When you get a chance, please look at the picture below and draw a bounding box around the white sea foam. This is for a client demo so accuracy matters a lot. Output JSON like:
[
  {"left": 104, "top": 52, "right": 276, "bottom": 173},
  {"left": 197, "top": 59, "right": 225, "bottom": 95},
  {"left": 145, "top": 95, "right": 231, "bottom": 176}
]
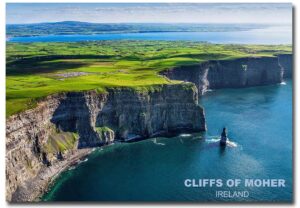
[
  {"left": 206, "top": 136, "right": 238, "bottom": 148},
  {"left": 206, "top": 137, "right": 220, "bottom": 143},
  {"left": 78, "top": 158, "right": 88, "bottom": 164},
  {"left": 179, "top": 133, "right": 192, "bottom": 137},
  {"left": 226, "top": 140, "right": 238, "bottom": 147},
  {"left": 191, "top": 136, "right": 203, "bottom": 140},
  {"left": 280, "top": 81, "right": 287, "bottom": 85},
  {"left": 153, "top": 138, "right": 165, "bottom": 146},
  {"left": 68, "top": 166, "right": 76, "bottom": 171}
]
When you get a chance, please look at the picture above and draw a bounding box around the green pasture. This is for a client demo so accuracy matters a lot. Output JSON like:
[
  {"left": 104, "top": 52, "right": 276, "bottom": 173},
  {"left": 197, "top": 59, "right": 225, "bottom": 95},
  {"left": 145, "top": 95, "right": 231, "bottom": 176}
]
[{"left": 6, "top": 41, "right": 292, "bottom": 117}]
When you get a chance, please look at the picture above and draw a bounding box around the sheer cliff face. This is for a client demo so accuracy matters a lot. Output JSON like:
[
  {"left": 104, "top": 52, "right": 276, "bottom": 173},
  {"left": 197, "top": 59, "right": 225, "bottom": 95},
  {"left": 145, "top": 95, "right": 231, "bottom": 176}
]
[
  {"left": 6, "top": 84, "right": 205, "bottom": 201},
  {"left": 162, "top": 55, "right": 292, "bottom": 95},
  {"left": 278, "top": 54, "right": 293, "bottom": 78},
  {"left": 6, "top": 54, "right": 292, "bottom": 201}
]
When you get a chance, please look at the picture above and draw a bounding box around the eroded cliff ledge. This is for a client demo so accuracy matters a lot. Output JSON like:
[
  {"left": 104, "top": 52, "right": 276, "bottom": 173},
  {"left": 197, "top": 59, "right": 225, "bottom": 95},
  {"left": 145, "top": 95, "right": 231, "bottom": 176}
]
[
  {"left": 6, "top": 54, "right": 292, "bottom": 202},
  {"left": 6, "top": 83, "right": 205, "bottom": 202},
  {"left": 162, "top": 54, "right": 292, "bottom": 95}
]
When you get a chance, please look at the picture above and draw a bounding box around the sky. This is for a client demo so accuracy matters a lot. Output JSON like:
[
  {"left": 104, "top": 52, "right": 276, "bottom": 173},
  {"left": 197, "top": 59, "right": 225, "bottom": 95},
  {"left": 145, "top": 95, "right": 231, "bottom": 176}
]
[{"left": 6, "top": 3, "right": 292, "bottom": 24}]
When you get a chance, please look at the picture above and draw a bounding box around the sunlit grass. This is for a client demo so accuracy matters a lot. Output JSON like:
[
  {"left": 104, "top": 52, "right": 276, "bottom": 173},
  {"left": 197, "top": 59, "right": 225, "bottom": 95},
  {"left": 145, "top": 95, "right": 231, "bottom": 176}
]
[{"left": 6, "top": 40, "right": 292, "bottom": 117}]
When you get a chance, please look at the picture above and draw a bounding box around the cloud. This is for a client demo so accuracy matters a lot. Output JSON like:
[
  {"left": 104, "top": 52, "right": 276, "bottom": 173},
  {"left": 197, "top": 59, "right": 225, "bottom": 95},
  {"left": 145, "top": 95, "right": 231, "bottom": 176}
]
[{"left": 6, "top": 3, "right": 292, "bottom": 24}]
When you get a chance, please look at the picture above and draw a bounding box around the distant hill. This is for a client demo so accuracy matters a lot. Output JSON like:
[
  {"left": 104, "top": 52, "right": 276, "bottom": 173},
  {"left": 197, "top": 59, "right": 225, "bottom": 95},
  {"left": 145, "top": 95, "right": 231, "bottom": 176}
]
[{"left": 6, "top": 21, "right": 269, "bottom": 37}]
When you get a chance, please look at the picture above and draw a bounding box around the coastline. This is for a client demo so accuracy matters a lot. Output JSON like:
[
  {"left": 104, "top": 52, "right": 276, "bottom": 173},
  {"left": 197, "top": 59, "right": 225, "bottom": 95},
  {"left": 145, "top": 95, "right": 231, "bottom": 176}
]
[
  {"left": 5, "top": 4, "right": 293, "bottom": 203},
  {"left": 6, "top": 83, "right": 205, "bottom": 202},
  {"left": 5, "top": 41, "right": 292, "bottom": 202},
  {"left": 11, "top": 148, "right": 94, "bottom": 202},
  {"left": 29, "top": 81, "right": 292, "bottom": 203}
]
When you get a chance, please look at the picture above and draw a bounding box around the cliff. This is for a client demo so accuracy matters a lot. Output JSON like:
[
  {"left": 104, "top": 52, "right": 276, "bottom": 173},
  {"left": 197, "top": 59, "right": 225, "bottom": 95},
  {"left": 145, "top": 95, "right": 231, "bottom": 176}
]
[
  {"left": 6, "top": 83, "right": 205, "bottom": 202},
  {"left": 6, "top": 54, "right": 292, "bottom": 202},
  {"left": 162, "top": 54, "right": 292, "bottom": 95},
  {"left": 278, "top": 54, "right": 293, "bottom": 78}
]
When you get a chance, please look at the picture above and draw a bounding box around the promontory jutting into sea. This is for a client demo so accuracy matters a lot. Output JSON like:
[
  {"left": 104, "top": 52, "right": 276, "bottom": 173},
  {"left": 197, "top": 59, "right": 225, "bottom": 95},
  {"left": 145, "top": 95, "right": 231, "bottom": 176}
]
[{"left": 5, "top": 3, "right": 293, "bottom": 202}]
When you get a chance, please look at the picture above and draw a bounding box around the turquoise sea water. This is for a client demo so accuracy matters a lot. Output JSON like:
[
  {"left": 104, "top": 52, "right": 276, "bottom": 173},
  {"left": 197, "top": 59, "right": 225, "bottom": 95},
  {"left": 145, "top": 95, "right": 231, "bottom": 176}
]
[
  {"left": 8, "top": 26, "right": 292, "bottom": 44},
  {"left": 42, "top": 80, "right": 292, "bottom": 202}
]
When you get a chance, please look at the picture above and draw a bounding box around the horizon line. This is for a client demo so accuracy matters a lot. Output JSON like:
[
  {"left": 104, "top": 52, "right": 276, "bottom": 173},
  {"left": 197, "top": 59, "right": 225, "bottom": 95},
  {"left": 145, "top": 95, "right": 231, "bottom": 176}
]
[{"left": 6, "top": 21, "right": 292, "bottom": 25}]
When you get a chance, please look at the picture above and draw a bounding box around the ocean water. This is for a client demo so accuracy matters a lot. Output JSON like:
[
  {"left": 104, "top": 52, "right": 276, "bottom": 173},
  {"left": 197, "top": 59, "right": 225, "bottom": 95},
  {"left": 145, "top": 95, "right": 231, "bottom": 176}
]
[
  {"left": 42, "top": 80, "right": 292, "bottom": 202},
  {"left": 8, "top": 26, "right": 292, "bottom": 44}
]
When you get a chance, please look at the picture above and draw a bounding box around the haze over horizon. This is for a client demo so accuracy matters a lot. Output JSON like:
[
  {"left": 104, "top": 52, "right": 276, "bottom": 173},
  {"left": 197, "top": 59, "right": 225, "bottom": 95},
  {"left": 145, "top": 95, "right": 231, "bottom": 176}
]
[{"left": 7, "top": 3, "right": 292, "bottom": 25}]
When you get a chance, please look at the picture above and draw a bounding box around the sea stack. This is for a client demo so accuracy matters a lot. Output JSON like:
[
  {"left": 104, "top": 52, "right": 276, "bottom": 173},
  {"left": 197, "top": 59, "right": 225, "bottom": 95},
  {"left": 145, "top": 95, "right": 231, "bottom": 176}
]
[{"left": 220, "top": 127, "right": 227, "bottom": 146}]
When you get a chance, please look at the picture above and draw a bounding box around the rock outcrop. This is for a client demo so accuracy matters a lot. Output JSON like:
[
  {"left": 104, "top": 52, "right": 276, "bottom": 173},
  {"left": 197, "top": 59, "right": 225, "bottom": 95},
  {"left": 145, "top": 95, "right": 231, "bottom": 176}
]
[
  {"left": 6, "top": 83, "right": 205, "bottom": 202},
  {"left": 162, "top": 55, "right": 292, "bottom": 95},
  {"left": 6, "top": 54, "right": 292, "bottom": 202}
]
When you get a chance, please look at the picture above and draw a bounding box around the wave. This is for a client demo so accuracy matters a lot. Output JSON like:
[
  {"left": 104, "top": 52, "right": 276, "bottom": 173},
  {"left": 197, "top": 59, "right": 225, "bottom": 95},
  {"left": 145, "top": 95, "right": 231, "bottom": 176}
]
[
  {"left": 179, "top": 133, "right": 192, "bottom": 137},
  {"left": 153, "top": 138, "right": 165, "bottom": 146},
  {"left": 77, "top": 158, "right": 88, "bottom": 165},
  {"left": 205, "top": 136, "right": 238, "bottom": 148},
  {"left": 226, "top": 140, "right": 238, "bottom": 147},
  {"left": 68, "top": 166, "right": 76, "bottom": 171},
  {"left": 280, "top": 81, "right": 287, "bottom": 85}
]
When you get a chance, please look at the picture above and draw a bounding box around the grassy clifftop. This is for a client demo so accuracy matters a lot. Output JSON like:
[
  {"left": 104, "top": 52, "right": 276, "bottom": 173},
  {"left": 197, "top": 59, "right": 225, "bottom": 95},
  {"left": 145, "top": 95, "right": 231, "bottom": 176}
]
[{"left": 6, "top": 40, "right": 292, "bottom": 117}]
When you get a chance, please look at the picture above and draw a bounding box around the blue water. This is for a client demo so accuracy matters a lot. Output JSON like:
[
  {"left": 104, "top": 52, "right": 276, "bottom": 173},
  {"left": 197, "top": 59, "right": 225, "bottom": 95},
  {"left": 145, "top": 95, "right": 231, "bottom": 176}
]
[
  {"left": 8, "top": 26, "right": 292, "bottom": 44},
  {"left": 42, "top": 80, "right": 292, "bottom": 202}
]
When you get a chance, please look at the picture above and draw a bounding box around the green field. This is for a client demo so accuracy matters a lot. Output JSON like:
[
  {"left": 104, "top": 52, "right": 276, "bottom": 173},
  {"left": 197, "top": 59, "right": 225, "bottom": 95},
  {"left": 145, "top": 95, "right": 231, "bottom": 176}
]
[{"left": 6, "top": 41, "right": 292, "bottom": 117}]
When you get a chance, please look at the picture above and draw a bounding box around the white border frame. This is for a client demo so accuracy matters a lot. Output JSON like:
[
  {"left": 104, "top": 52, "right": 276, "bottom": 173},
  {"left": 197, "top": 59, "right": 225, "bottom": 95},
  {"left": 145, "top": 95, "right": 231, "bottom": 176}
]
[{"left": 1, "top": 1, "right": 298, "bottom": 207}]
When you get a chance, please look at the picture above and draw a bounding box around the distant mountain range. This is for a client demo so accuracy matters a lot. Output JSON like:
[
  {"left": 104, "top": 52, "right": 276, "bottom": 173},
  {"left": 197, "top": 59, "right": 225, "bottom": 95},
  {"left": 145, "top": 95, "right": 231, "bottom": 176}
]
[{"left": 6, "top": 21, "right": 270, "bottom": 37}]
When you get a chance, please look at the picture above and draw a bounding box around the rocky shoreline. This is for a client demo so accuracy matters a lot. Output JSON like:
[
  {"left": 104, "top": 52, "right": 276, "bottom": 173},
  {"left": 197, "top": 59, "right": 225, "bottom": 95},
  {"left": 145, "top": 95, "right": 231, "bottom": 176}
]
[
  {"left": 6, "top": 54, "right": 292, "bottom": 202},
  {"left": 6, "top": 83, "right": 205, "bottom": 202},
  {"left": 11, "top": 148, "right": 94, "bottom": 202}
]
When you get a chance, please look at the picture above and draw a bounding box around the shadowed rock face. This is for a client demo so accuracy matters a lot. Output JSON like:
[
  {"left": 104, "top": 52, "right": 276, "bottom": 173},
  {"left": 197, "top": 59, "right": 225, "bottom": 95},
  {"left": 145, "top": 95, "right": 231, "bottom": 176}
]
[
  {"left": 96, "top": 86, "right": 205, "bottom": 140},
  {"left": 6, "top": 84, "right": 205, "bottom": 202},
  {"left": 162, "top": 55, "right": 292, "bottom": 95},
  {"left": 50, "top": 92, "right": 104, "bottom": 148},
  {"left": 6, "top": 54, "right": 292, "bottom": 202},
  {"left": 278, "top": 54, "right": 293, "bottom": 78}
]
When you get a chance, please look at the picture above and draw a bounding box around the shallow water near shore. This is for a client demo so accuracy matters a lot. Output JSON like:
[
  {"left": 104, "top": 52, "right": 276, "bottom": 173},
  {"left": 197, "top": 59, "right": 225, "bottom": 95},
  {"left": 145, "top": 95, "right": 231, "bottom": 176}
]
[{"left": 42, "top": 80, "right": 292, "bottom": 202}]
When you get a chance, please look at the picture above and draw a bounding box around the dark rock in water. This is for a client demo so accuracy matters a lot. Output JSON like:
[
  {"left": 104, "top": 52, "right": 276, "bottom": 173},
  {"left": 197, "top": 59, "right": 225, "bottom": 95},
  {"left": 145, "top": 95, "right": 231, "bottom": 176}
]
[
  {"left": 6, "top": 83, "right": 206, "bottom": 202},
  {"left": 220, "top": 138, "right": 227, "bottom": 146},
  {"left": 220, "top": 128, "right": 227, "bottom": 146}
]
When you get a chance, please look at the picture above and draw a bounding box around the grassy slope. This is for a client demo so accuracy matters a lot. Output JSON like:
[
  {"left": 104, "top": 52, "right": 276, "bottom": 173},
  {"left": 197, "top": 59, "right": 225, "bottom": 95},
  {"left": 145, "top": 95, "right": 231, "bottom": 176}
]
[{"left": 6, "top": 40, "right": 292, "bottom": 117}]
